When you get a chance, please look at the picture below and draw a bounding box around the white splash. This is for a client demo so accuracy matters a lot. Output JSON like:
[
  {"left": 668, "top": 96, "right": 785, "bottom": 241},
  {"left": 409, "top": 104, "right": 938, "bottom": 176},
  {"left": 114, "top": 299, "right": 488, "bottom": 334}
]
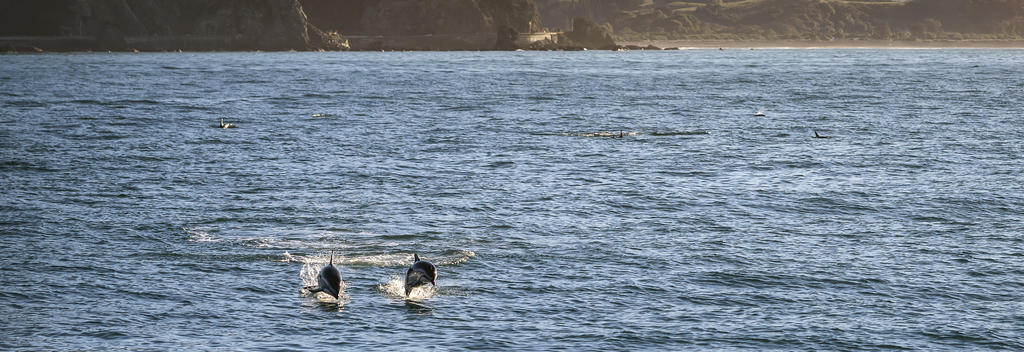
[
  {"left": 283, "top": 250, "right": 475, "bottom": 267},
  {"left": 378, "top": 275, "right": 436, "bottom": 300},
  {"left": 436, "top": 250, "right": 476, "bottom": 266},
  {"left": 181, "top": 227, "right": 282, "bottom": 248},
  {"left": 240, "top": 237, "right": 274, "bottom": 248},
  {"left": 341, "top": 253, "right": 415, "bottom": 267}
]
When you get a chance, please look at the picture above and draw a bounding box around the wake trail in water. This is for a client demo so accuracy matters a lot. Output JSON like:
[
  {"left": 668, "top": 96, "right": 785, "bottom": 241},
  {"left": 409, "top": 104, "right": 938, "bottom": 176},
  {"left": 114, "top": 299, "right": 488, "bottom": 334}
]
[{"left": 283, "top": 250, "right": 474, "bottom": 267}]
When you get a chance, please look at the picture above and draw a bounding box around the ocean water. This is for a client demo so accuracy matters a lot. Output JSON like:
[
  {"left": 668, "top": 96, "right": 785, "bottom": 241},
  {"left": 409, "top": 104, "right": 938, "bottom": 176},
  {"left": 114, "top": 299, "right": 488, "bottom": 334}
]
[{"left": 1, "top": 49, "right": 1022, "bottom": 350}]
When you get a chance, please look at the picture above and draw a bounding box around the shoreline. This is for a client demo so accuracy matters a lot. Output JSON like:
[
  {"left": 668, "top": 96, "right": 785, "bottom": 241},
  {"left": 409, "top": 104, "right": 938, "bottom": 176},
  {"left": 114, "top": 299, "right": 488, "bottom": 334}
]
[
  {"left": 619, "top": 39, "right": 1024, "bottom": 49},
  {"left": 6, "top": 37, "right": 1024, "bottom": 53}
]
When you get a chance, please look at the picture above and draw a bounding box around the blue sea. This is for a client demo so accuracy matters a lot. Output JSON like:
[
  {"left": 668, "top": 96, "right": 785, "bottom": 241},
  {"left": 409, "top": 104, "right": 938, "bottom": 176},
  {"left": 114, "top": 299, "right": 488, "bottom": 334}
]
[{"left": 1, "top": 49, "right": 1022, "bottom": 350}]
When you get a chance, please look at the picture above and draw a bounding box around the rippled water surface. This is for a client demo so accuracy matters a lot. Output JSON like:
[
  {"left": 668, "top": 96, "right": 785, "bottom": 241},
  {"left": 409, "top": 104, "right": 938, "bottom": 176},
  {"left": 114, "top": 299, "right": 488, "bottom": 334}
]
[{"left": 2, "top": 50, "right": 1023, "bottom": 350}]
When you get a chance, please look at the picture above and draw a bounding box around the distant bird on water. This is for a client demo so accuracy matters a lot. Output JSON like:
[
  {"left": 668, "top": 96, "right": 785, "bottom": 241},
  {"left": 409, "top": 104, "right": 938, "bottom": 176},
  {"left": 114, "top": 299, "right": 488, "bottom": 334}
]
[
  {"left": 813, "top": 130, "right": 830, "bottom": 139},
  {"left": 219, "top": 118, "right": 235, "bottom": 129}
]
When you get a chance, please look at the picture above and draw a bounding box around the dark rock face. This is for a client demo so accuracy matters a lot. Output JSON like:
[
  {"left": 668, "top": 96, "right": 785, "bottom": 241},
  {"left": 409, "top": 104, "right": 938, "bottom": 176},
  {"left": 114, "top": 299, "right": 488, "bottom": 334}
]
[
  {"left": 299, "top": 0, "right": 540, "bottom": 50},
  {"left": 1, "top": 0, "right": 348, "bottom": 51},
  {"left": 297, "top": 0, "right": 367, "bottom": 34},
  {"left": 478, "top": 0, "right": 542, "bottom": 34},
  {"left": 0, "top": 1, "right": 83, "bottom": 36},
  {"left": 564, "top": 17, "right": 616, "bottom": 50},
  {"left": 86, "top": 0, "right": 322, "bottom": 50},
  {"left": 301, "top": 0, "right": 538, "bottom": 35},
  {"left": 360, "top": 0, "right": 492, "bottom": 35},
  {"left": 494, "top": 25, "right": 520, "bottom": 50},
  {"left": 1, "top": 0, "right": 559, "bottom": 51}
]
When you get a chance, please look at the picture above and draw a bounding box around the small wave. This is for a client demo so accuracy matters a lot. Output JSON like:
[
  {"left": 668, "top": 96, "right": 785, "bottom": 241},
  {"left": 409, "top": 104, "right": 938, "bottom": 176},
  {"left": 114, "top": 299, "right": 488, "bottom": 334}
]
[
  {"left": 67, "top": 98, "right": 159, "bottom": 106},
  {"left": 441, "top": 104, "right": 476, "bottom": 111},
  {"left": 182, "top": 227, "right": 303, "bottom": 248},
  {"left": 565, "top": 131, "right": 640, "bottom": 138},
  {"left": 649, "top": 130, "right": 711, "bottom": 136},
  {"left": 344, "top": 250, "right": 473, "bottom": 267},
  {"left": 227, "top": 79, "right": 272, "bottom": 84},
  {"left": 437, "top": 249, "right": 476, "bottom": 265},
  {"left": 238, "top": 238, "right": 274, "bottom": 248},
  {"left": 115, "top": 99, "right": 160, "bottom": 105},
  {"left": 5, "top": 100, "right": 47, "bottom": 107},
  {"left": 279, "top": 252, "right": 406, "bottom": 266},
  {"left": 281, "top": 251, "right": 300, "bottom": 263},
  {"left": 377, "top": 275, "right": 436, "bottom": 300},
  {"left": 0, "top": 160, "right": 58, "bottom": 172},
  {"left": 343, "top": 253, "right": 416, "bottom": 267},
  {"left": 170, "top": 104, "right": 214, "bottom": 112},
  {"left": 266, "top": 96, "right": 298, "bottom": 102},
  {"left": 182, "top": 227, "right": 220, "bottom": 242}
]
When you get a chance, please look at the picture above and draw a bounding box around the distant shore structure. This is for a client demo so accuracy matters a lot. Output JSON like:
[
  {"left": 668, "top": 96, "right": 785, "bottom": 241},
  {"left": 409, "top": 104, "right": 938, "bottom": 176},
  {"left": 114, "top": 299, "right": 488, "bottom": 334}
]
[{"left": 515, "top": 32, "right": 559, "bottom": 47}]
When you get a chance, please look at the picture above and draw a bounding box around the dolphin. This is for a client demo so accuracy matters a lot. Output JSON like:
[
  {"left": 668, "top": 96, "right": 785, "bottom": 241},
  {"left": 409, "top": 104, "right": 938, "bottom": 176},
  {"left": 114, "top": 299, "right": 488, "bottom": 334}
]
[
  {"left": 305, "top": 252, "right": 342, "bottom": 299},
  {"left": 404, "top": 253, "right": 437, "bottom": 297}
]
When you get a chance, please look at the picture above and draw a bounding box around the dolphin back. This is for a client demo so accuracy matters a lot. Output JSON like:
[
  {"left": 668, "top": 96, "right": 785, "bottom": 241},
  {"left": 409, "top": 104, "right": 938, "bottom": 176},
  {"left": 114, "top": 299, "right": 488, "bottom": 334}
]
[
  {"left": 318, "top": 264, "right": 342, "bottom": 298},
  {"left": 404, "top": 257, "right": 438, "bottom": 296}
]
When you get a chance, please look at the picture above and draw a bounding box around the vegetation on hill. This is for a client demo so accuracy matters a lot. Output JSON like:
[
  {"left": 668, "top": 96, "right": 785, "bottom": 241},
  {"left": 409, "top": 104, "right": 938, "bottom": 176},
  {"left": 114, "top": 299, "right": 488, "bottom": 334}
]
[{"left": 534, "top": 0, "right": 1024, "bottom": 41}]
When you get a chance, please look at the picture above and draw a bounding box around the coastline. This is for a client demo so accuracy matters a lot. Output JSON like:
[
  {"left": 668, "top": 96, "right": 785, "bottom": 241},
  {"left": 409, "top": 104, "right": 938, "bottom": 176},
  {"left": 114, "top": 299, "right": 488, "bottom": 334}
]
[
  {"left": 619, "top": 39, "right": 1024, "bottom": 49},
  {"left": 7, "top": 36, "right": 1024, "bottom": 53}
]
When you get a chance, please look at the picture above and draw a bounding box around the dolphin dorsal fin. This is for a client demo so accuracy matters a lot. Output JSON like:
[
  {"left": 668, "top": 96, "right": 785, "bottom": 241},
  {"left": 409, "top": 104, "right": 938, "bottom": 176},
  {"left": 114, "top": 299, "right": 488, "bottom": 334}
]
[{"left": 414, "top": 253, "right": 420, "bottom": 262}]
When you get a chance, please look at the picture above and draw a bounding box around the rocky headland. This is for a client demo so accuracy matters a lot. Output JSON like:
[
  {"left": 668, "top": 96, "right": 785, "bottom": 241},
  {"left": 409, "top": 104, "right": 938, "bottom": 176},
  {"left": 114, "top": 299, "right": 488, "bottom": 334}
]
[
  {"left": 0, "top": 0, "right": 347, "bottom": 51},
  {"left": 1, "top": 0, "right": 617, "bottom": 52}
]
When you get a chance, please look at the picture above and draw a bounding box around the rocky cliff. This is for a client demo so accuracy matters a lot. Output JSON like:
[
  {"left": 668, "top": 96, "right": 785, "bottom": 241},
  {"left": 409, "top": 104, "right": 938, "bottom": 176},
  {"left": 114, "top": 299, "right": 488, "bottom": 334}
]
[
  {"left": 299, "top": 0, "right": 541, "bottom": 50},
  {"left": 300, "top": 0, "right": 538, "bottom": 35},
  {"left": 0, "top": 0, "right": 584, "bottom": 52},
  {"left": 564, "top": 17, "right": 616, "bottom": 49},
  {"left": 532, "top": 0, "right": 1024, "bottom": 41},
  {"left": 0, "top": 0, "right": 347, "bottom": 51}
]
